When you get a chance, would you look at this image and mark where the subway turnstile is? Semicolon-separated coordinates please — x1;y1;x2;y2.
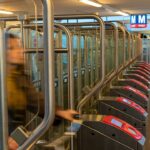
130;67;150;76
134;64;150;72
77;115;145;150
123;74;150;88
96;97;148;136
109;86;149;111
126;70;150;81
117;79;150;96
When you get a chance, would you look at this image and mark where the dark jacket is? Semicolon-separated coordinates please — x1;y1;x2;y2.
7;64;44;134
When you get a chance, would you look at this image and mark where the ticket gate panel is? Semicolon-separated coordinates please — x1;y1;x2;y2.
133;63;150;68
77;115;145;150
126;70;150;81
117;79;149;96
134;64;150;72
130;67;150;75
123;74;150;88
109;86;149;111
96;97;148;136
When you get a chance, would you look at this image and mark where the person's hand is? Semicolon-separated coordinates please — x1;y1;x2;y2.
56;109;79;121
8;137;18;150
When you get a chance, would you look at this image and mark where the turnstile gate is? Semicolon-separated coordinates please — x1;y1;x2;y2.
96;97;148;136
109;86;149;111
77;115;145;150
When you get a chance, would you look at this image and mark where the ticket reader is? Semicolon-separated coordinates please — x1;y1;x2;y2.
109;86;149;111
126;70;150;81
96;97;148;136
123;74;150;87
117;79;150;96
77;115;145;150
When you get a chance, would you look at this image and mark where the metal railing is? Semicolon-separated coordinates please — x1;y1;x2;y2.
18;0;55;149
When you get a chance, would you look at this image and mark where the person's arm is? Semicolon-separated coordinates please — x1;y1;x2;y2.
56;108;78;122
25;77;79;121
8;137;18;150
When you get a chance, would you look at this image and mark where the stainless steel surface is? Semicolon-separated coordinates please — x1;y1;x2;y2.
18;0;55;149
105;22;118;73
76;15;105;113
55;23;74;109
0;27;8;150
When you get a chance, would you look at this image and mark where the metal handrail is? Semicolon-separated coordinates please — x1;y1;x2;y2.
124;30;131;64
77;22;118;113
18;0;55;149
5;23;74;111
55;15;105;113
54;23;74;109
0;27;8;150
105;22;119;73
77;54;140;114
115;26;126;70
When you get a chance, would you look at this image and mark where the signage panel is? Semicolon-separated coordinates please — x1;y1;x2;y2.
130;14;147;28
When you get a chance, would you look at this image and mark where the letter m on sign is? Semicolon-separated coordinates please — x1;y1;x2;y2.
138;15;147;24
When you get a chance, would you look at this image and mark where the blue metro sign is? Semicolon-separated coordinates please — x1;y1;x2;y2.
130;14;147;28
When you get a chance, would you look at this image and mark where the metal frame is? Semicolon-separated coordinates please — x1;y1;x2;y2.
78;22;118;111
104;22;118;76
0;27;8;150
55;14;105;82
4;21;74;148
55;24;74;109
18;0;55;149
24;23;74;109
56;21;102;100
116;26;126;69
55;15;104;113
125;30;131;64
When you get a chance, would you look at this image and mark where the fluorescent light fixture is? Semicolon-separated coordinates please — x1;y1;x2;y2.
0;10;13;15
80;0;102;7
115;11;129;16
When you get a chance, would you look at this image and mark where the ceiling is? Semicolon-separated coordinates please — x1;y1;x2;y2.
0;0;149;17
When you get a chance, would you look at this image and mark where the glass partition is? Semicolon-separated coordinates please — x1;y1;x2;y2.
105;24;116;76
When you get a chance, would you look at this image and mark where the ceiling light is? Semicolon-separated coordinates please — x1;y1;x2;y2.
80;0;102;8
115;11;129;16
0;10;13;15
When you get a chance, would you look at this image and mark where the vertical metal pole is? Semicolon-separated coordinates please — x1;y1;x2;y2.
122;28;126;66
18;0;55;149
128;33;131;63
78;32;82;100
95;30;99;82
115;26;119;72
101;17;105;82
90;35;93;87
0;27;8;150
68;30;74;109
57;30;64;107
21;21;25;49
85;34;88;86
54;23;74;109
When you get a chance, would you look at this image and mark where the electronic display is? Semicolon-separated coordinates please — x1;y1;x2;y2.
122;98;131;105
111;119;123;128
